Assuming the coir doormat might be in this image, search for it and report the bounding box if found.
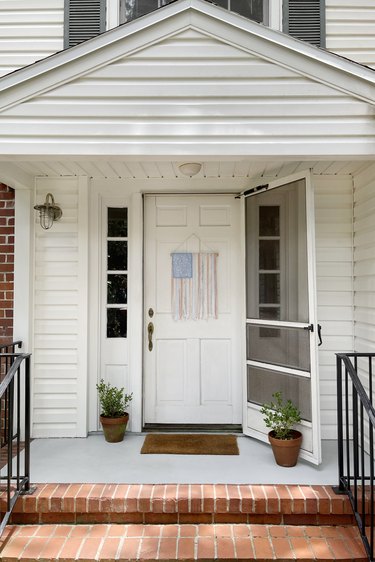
[140,434,239,455]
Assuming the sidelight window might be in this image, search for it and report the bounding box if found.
[106,207,128,338]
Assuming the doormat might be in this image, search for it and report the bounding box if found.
[140,434,239,455]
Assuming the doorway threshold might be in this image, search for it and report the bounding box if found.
[143,424,242,433]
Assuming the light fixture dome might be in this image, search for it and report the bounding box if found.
[178,162,202,177]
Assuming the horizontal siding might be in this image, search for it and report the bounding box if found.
[314,175,354,440]
[353,164,375,361]
[326,0,375,68]
[0,0,64,78]
[1,29,373,157]
[32,177,87,438]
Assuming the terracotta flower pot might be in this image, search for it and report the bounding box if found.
[100,413,129,443]
[268,430,302,467]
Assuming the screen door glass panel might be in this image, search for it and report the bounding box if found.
[246,324,310,372]
[247,365,311,421]
[246,180,309,323]
[245,179,312,425]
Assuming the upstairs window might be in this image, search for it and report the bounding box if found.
[64,0,324,50]
[119,0,268,24]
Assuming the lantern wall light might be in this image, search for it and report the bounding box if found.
[34,193,63,230]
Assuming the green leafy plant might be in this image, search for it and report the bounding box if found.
[260,391,301,440]
[96,379,133,418]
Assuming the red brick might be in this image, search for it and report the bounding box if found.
[197,536,215,558]
[138,537,159,559]
[118,537,141,559]
[149,485,165,513]
[177,537,195,558]
[215,485,228,513]
[164,485,178,513]
[158,537,177,559]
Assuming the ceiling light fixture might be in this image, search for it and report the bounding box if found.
[178,162,202,177]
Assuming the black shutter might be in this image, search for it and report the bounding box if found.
[64,0,106,48]
[283,0,325,48]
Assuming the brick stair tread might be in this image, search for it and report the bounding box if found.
[4,483,356,526]
[0,523,367,561]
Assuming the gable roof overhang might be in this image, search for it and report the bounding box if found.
[1,0,375,113]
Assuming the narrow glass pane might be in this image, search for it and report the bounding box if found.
[107,274,127,304]
[259,307,280,321]
[259,307,280,337]
[259,240,280,270]
[247,324,310,371]
[107,309,127,338]
[230,0,263,22]
[246,180,309,322]
[212,0,228,7]
[259,206,279,236]
[247,365,311,421]
[134,0,158,18]
[108,207,128,237]
[108,241,128,271]
[259,273,280,304]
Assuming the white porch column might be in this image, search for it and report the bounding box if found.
[13,188,34,352]
[128,192,143,432]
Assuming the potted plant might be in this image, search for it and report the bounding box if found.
[260,391,302,467]
[96,379,133,443]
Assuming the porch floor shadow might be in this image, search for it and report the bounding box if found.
[28,434,338,484]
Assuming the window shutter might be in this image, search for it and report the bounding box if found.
[64,0,106,49]
[283,0,325,48]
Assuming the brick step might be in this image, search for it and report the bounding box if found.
[6,484,355,526]
[0,523,367,562]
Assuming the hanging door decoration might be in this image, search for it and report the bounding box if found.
[171,251,218,321]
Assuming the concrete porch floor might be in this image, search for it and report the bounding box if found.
[28,434,338,485]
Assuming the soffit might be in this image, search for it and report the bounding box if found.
[10,159,373,179]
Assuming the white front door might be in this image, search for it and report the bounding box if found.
[243,172,321,465]
[144,194,242,425]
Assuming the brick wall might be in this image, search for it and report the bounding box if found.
[0,184,14,345]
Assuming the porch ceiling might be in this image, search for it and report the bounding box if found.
[7,158,375,181]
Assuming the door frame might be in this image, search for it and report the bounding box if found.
[242,170,321,465]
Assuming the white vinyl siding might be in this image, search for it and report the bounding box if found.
[326,0,375,69]
[353,164,375,355]
[314,175,354,440]
[0,0,64,78]
[0,29,374,157]
[32,176,88,438]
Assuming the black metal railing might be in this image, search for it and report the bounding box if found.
[336,353,375,561]
[0,341,22,447]
[0,345,31,534]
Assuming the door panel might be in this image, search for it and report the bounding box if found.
[243,172,321,465]
[144,194,242,425]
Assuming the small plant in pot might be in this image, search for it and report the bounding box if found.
[260,391,302,467]
[96,379,133,443]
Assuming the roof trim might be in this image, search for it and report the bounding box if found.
[0,0,375,112]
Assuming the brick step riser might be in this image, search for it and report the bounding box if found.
[9,511,356,526]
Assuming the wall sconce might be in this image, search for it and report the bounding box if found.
[178,162,202,176]
[34,193,63,230]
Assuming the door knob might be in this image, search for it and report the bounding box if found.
[148,322,154,352]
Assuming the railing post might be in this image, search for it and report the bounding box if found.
[334,354,345,493]
[24,356,30,492]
